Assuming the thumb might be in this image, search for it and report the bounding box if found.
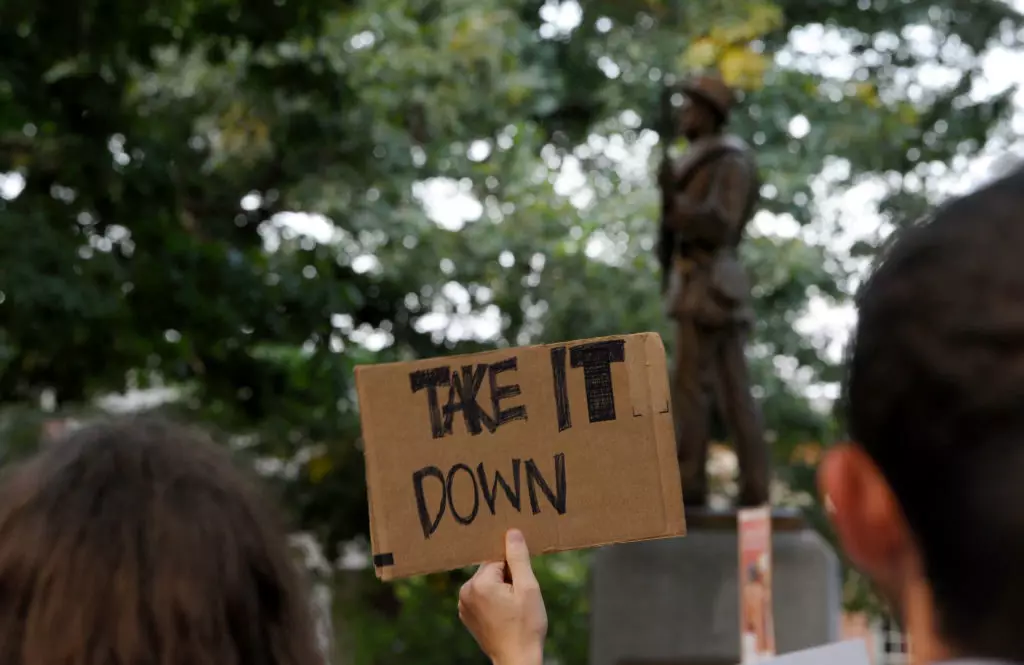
[503,529,536,586]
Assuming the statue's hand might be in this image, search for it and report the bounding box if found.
[666,195,703,233]
[673,193,702,217]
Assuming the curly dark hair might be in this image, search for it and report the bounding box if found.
[845,165,1024,659]
[0,415,323,665]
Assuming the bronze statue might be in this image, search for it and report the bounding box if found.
[657,74,769,508]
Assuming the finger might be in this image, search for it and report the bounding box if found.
[472,561,507,584]
[503,528,537,587]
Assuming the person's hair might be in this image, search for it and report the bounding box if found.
[0,415,322,665]
[845,164,1024,659]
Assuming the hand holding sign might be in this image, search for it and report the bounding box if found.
[459,529,547,665]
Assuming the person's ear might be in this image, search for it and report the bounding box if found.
[818,443,908,581]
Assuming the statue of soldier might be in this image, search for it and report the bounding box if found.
[657,74,769,508]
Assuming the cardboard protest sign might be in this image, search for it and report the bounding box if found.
[356,332,685,580]
[739,506,776,663]
[751,640,870,665]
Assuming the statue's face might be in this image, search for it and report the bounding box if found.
[679,95,715,139]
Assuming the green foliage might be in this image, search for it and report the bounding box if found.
[1,0,1021,662]
[338,553,588,665]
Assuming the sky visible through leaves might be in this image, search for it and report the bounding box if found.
[246,0,1024,410]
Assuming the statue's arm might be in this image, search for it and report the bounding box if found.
[675,153,750,245]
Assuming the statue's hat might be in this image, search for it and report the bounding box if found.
[680,74,735,118]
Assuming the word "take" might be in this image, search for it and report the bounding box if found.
[408,339,626,439]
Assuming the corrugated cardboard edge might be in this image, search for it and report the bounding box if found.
[642,332,687,538]
[354,365,396,582]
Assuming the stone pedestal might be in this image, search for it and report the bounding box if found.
[589,509,841,665]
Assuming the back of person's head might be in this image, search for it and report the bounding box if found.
[0,415,322,665]
[822,165,1024,662]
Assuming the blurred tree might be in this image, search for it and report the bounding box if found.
[0,0,1021,662]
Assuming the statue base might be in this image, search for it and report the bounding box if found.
[589,508,841,665]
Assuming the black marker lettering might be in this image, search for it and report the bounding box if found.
[569,339,626,423]
[477,459,522,514]
[412,466,447,538]
[445,463,480,525]
[525,453,567,515]
[550,346,571,431]
[414,457,565,534]
[443,364,497,436]
[489,357,527,426]
[410,367,452,439]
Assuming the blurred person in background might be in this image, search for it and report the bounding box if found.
[0,415,322,665]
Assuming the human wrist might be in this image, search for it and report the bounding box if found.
[492,644,543,665]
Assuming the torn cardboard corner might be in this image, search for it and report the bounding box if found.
[355,332,686,581]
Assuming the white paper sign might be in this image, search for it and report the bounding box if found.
[750,640,870,665]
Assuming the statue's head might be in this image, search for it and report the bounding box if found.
[678,74,734,140]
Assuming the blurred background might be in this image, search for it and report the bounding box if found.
[1,0,1023,663]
